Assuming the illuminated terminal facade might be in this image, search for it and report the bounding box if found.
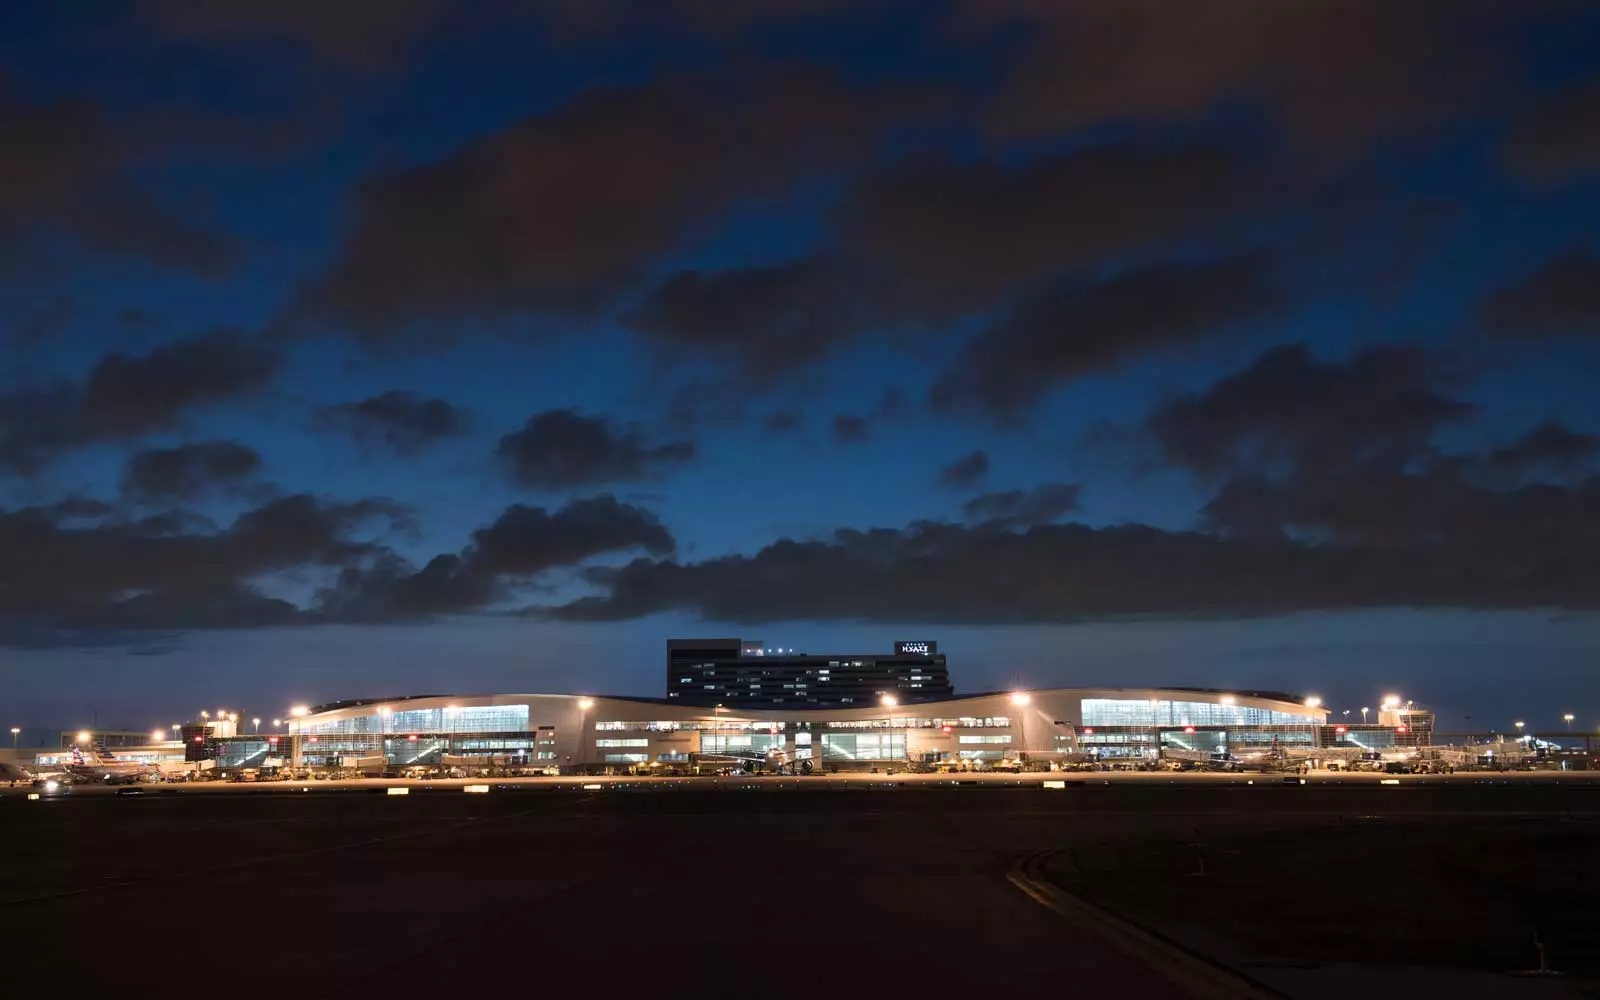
[36,643,1441,775]
[270,687,1347,772]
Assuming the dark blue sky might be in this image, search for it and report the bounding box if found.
[5,2,1600,738]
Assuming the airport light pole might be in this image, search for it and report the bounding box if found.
[1565,713,1575,731]
[252,717,260,735]
[1361,706,1369,725]
[9,727,18,751]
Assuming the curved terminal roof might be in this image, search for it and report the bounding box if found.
[298,686,1326,727]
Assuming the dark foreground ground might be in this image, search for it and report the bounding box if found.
[4,782,1598,997]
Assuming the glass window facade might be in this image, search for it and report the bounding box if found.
[821,733,905,760]
[595,738,649,747]
[603,753,649,763]
[302,704,530,736]
[701,733,786,754]
[1081,699,1317,727]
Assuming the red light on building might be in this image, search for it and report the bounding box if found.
[1335,726,1346,734]
[1082,727,1095,735]
[268,737,278,744]
[1183,726,1195,734]
[192,736,203,743]
[1397,725,1407,733]
[308,737,318,744]
[407,734,418,742]
[941,726,952,734]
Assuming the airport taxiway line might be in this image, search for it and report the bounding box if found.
[1006,849,1290,1000]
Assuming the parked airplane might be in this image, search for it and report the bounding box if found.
[0,760,38,785]
[68,744,157,783]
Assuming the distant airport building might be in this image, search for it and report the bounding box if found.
[31,729,187,768]
[281,686,1336,773]
[43,682,1475,776]
[666,638,952,708]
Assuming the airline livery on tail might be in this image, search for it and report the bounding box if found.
[69,744,157,783]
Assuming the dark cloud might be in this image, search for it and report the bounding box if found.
[839,142,1261,319]
[0,385,79,475]
[1199,464,1600,558]
[542,0,893,40]
[0,493,404,639]
[0,83,238,276]
[314,390,471,454]
[302,69,902,339]
[831,414,871,444]
[548,502,1600,624]
[1146,343,1474,481]
[972,1,1526,154]
[938,450,989,488]
[466,496,674,577]
[79,331,281,438]
[1481,421,1600,481]
[497,409,694,490]
[1164,351,1600,557]
[547,351,1600,623]
[629,141,1293,387]
[316,495,675,621]
[147,0,444,67]
[1505,74,1600,183]
[933,256,1280,417]
[50,498,116,520]
[1,330,280,474]
[626,256,863,379]
[121,441,263,502]
[1481,249,1600,340]
[961,483,1081,527]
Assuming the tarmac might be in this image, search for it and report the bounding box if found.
[3,776,1597,995]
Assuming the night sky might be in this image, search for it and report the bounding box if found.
[5,2,1600,738]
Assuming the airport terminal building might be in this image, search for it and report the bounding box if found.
[38,640,1450,775]
[275,685,1337,772]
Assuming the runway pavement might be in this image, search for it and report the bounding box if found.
[6,766,1599,798]
[3,781,1597,995]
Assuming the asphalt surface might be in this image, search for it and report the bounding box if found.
[4,780,1599,996]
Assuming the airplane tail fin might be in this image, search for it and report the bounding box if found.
[71,743,114,766]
